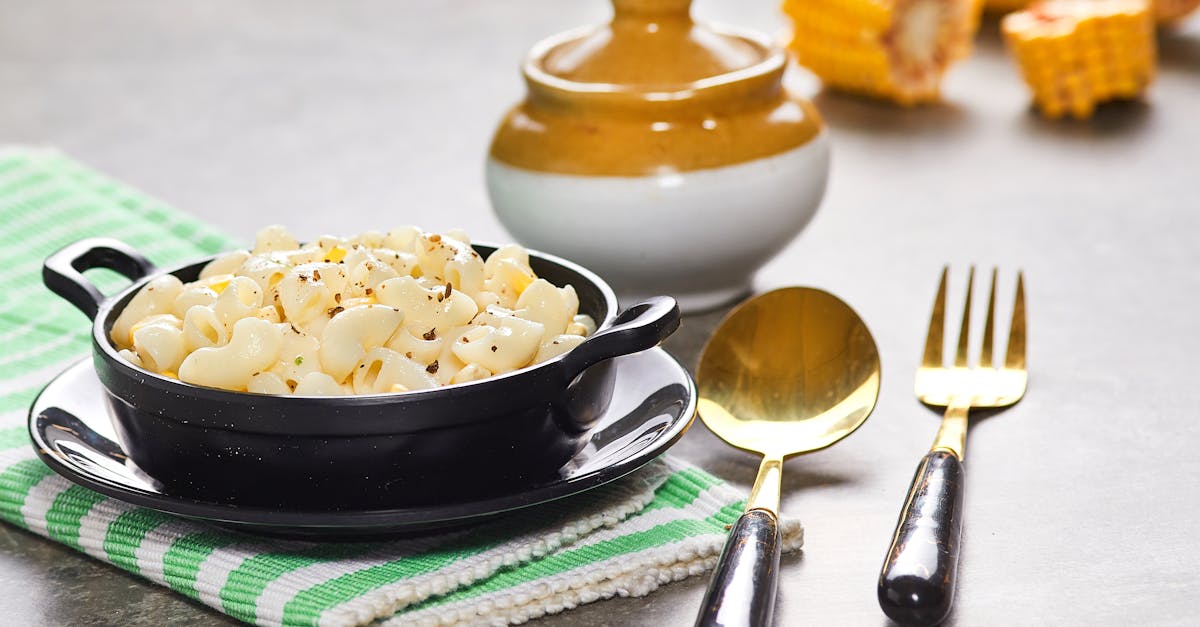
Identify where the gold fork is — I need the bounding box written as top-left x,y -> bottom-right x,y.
877,267 -> 1028,626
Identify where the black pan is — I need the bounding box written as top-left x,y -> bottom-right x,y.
43,238 -> 680,509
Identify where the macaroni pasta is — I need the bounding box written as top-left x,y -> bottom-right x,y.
111,226 -> 597,395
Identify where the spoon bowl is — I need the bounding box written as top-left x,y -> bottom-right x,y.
694,287 -> 881,627
697,288 -> 881,459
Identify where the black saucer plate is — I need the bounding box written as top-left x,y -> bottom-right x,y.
29,349 -> 695,538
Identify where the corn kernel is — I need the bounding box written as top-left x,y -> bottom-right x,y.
1002,0 -> 1155,120
783,0 -> 983,106
203,273 -> 233,294
324,245 -> 348,263
501,263 -> 535,296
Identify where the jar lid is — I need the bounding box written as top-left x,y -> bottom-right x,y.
530,0 -> 775,91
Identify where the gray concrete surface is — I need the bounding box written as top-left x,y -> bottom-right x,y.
2,0 -> 1199,624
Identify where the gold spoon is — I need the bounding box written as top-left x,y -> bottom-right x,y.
694,287 -> 882,627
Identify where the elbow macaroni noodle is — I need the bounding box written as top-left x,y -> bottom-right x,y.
110,226 -> 597,395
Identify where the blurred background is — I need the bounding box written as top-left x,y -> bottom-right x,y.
2,0 -> 1195,247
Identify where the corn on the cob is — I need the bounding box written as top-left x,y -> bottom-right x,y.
783,0 -> 983,106
1002,1 -> 1155,119
1155,0 -> 1200,22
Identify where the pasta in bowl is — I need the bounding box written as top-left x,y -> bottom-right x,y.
43,230 -> 679,508
108,226 -> 600,395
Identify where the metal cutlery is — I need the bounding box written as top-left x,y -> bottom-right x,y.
878,268 -> 1028,625
694,287 -> 881,627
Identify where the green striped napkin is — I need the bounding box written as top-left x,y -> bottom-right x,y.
0,149 -> 802,626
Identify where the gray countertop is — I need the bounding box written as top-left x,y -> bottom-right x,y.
2,1 -> 1199,624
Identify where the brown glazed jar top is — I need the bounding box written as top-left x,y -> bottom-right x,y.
489,0 -> 823,177
539,0 -> 764,88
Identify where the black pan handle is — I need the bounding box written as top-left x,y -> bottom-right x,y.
695,508 -> 781,627
878,450 -> 965,626
44,238 -> 157,320
559,296 -> 680,380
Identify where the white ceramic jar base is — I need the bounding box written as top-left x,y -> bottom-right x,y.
487,132 -> 831,314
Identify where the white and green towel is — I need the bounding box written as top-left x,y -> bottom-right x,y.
0,149 -> 802,626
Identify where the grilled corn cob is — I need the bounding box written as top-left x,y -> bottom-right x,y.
1002,0 -> 1155,119
783,0 -> 983,105
1155,0 -> 1200,22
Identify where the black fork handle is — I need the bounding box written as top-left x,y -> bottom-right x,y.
878,450 -> 965,626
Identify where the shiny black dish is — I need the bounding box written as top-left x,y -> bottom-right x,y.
42,238 -> 680,507
29,349 -> 695,537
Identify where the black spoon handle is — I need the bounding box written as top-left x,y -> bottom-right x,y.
695,508 -> 781,627
878,450 -> 965,626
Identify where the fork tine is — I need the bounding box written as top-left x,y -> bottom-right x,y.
980,268 -> 997,368
954,267 -> 974,368
1005,271 -> 1026,370
922,267 -> 949,367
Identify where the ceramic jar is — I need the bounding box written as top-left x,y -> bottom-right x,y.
487,0 -> 830,312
